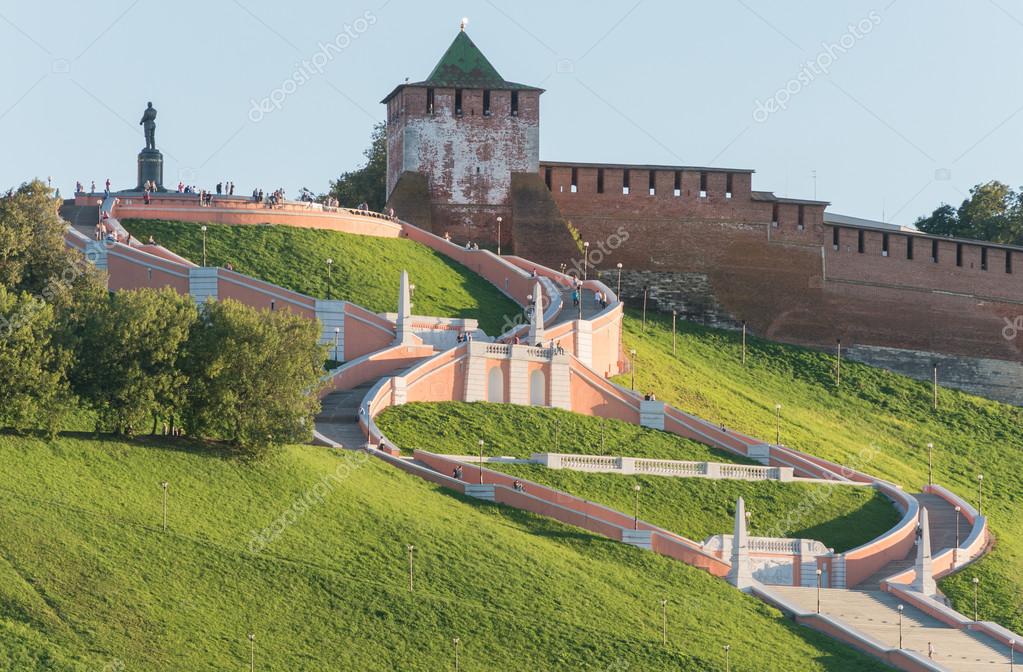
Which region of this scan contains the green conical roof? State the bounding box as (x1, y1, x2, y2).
(382, 29, 542, 102)
(424, 31, 512, 89)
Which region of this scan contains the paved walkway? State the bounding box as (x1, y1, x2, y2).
(854, 493, 970, 589)
(768, 586, 1012, 670)
(315, 381, 375, 448)
(550, 285, 602, 326)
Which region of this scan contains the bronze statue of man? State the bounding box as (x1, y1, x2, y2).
(140, 102, 157, 150)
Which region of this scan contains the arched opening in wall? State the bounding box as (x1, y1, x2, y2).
(529, 370, 546, 406)
(488, 367, 505, 403)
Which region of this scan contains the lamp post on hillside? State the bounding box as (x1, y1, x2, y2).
(642, 285, 648, 331)
(452, 637, 461, 672)
(972, 576, 980, 620)
(954, 505, 961, 564)
(200, 225, 207, 266)
(741, 320, 747, 366)
(672, 310, 677, 356)
(583, 241, 590, 280)
(478, 439, 485, 484)
(723, 644, 731, 672)
(496, 216, 502, 255)
(1011, 639, 1016, 671)
(616, 262, 623, 298)
(836, 338, 842, 387)
(927, 442, 934, 486)
(633, 484, 642, 530)
(247, 633, 255, 672)
(775, 403, 782, 445)
(897, 604, 904, 648)
(816, 568, 823, 613)
(160, 481, 169, 532)
(630, 349, 637, 390)
(659, 598, 668, 645)
(407, 543, 416, 593)
(326, 258, 334, 300)
(977, 473, 984, 514)
(333, 327, 341, 363)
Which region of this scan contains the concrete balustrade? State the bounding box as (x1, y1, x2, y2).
(533, 452, 795, 482)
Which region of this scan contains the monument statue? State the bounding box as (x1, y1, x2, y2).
(139, 102, 157, 150)
(136, 101, 163, 191)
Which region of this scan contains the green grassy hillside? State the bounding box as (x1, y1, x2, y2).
(0, 430, 888, 671)
(613, 310, 1023, 628)
(376, 402, 899, 554)
(121, 220, 519, 335)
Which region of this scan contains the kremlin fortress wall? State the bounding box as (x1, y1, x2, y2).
(383, 29, 1023, 405)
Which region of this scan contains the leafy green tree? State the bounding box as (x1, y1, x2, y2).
(0, 180, 105, 311)
(0, 287, 73, 435)
(916, 181, 1023, 245)
(70, 288, 197, 435)
(182, 299, 326, 455)
(326, 122, 386, 211)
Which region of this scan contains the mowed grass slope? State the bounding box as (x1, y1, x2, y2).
(121, 219, 520, 335)
(614, 310, 1023, 629)
(0, 432, 890, 671)
(376, 402, 900, 554)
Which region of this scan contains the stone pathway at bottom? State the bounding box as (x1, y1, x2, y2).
(766, 586, 1013, 671)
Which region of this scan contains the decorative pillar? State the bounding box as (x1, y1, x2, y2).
(527, 280, 545, 345)
(728, 496, 754, 590)
(913, 506, 937, 595)
(188, 267, 218, 305)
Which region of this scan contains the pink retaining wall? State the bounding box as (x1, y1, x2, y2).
(217, 269, 315, 317)
(842, 482, 919, 588)
(343, 303, 398, 361)
(110, 197, 403, 237)
(319, 344, 436, 398)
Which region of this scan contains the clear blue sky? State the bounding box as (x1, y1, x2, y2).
(3, 0, 1022, 225)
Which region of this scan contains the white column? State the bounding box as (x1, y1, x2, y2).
(549, 353, 571, 410)
(188, 267, 218, 305)
(508, 347, 529, 405)
(527, 280, 545, 345)
(392, 376, 408, 406)
(639, 400, 665, 430)
(913, 506, 937, 595)
(396, 269, 413, 344)
(464, 342, 487, 402)
(574, 319, 593, 368)
(728, 496, 754, 590)
(84, 241, 109, 273)
(315, 299, 345, 358)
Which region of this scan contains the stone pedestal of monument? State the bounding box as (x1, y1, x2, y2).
(136, 148, 164, 191)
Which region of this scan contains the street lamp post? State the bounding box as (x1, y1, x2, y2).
(836, 338, 842, 387)
(927, 442, 934, 486)
(816, 568, 823, 614)
(723, 644, 731, 672)
(326, 258, 333, 300)
(897, 604, 904, 648)
(642, 285, 648, 330)
(633, 484, 642, 530)
(248, 633, 255, 672)
(954, 505, 961, 564)
(616, 262, 623, 298)
(478, 439, 485, 484)
(160, 481, 169, 532)
(741, 320, 747, 366)
(1011, 639, 1016, 671)
(496, 216, 502, 256)
(453, 637, 461, 672)
(978, 474, 984, 514)
(672, 310, 677, 356)
(775, 403, 782, 445)
(583, 241, 590, 280)
(407, 544, 415, 592)
(200, 225, 208, 266)
(333, 327, 341, 363)
(630, 349, 637, 390)
(660, 598, 668, 645)
(973, 576, 980, 620)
